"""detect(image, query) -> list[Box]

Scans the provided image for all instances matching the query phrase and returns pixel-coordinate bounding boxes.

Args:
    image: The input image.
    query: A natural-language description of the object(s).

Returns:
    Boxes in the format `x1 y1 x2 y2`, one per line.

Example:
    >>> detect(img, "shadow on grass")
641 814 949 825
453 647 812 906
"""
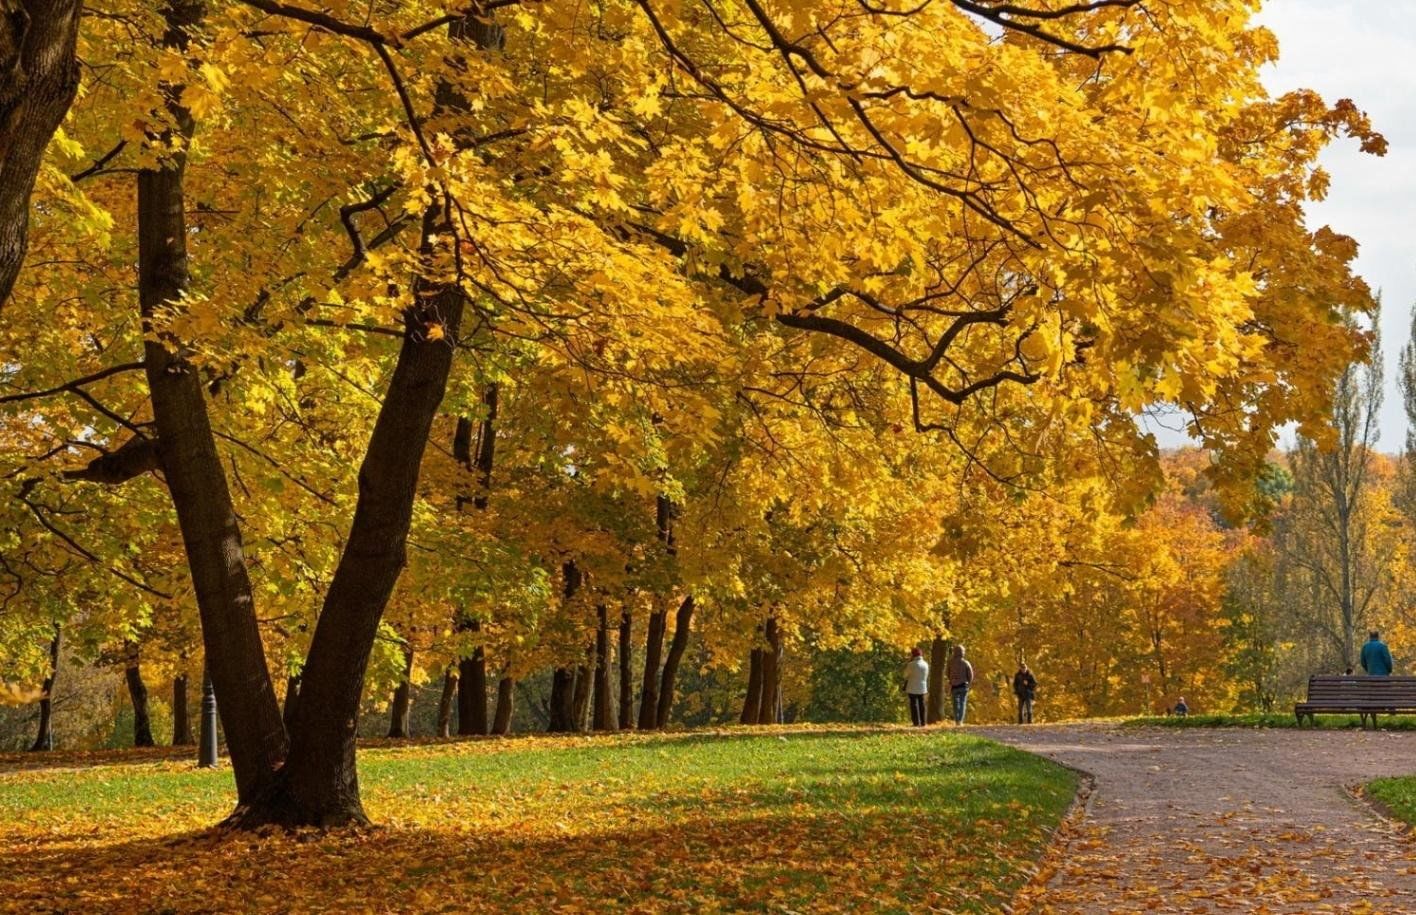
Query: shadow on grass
0 801 1047 914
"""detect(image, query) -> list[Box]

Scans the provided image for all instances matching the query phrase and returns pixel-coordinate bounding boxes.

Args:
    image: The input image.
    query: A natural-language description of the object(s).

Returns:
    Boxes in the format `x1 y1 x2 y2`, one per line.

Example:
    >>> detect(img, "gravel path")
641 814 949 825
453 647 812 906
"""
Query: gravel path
976 724 1416 913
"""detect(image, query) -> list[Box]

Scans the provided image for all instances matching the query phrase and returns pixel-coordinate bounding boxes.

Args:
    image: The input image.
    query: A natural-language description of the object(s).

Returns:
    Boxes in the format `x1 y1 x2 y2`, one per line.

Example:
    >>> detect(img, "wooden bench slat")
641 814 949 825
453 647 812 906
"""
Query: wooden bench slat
1295 676 1415 727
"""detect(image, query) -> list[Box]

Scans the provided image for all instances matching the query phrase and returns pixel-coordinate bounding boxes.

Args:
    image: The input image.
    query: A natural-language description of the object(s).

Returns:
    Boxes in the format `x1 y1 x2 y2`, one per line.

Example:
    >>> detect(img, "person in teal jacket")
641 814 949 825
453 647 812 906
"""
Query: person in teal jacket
1360 631 1394 676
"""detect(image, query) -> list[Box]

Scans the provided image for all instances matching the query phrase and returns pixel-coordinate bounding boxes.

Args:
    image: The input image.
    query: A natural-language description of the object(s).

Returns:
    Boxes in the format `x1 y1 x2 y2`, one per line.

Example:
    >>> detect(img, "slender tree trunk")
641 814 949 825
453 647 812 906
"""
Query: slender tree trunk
741 648 764 724
570 647 592 733
593 605 613 731
125 654 155 748
387 646 414 738
656 595 694 728
491 676 514 735
0 0 83 307
458 628 488 736
618 609 633 729
548 668 576 732
638 609 666 729
138 0 286 807
28 626 60 752
757 618 781 725
436 669 457 737
926 636 947 725
172 673 193 745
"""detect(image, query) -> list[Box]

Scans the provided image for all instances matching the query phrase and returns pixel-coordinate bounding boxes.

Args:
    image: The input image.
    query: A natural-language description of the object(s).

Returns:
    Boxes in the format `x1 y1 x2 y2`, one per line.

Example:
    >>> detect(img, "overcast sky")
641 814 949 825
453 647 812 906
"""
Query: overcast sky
1149 2 1416 453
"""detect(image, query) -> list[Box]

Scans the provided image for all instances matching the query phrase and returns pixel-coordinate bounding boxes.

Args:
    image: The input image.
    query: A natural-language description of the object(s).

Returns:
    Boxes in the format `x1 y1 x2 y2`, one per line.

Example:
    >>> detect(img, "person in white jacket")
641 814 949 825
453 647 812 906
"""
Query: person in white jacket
904 647 930 726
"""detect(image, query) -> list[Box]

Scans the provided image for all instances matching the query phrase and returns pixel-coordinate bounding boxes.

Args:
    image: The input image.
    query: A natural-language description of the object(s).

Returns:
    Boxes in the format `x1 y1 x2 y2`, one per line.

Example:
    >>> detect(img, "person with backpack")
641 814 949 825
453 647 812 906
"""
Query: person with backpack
1012 662 1037 724
903 647 929 727
947 644 974 725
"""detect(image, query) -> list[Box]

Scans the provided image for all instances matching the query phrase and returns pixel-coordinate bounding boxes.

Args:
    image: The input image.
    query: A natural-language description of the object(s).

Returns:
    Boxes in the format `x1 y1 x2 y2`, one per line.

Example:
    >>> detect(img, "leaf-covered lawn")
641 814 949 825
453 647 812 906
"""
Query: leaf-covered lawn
1126 713 1416 730
0 727 1075 913
1367 776 1416 829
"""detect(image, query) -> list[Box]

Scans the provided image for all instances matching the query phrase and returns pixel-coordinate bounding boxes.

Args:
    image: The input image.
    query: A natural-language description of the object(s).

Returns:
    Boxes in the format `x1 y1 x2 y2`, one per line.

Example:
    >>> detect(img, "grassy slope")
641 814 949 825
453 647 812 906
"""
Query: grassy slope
0 727 1075 913
1125 713 1416 730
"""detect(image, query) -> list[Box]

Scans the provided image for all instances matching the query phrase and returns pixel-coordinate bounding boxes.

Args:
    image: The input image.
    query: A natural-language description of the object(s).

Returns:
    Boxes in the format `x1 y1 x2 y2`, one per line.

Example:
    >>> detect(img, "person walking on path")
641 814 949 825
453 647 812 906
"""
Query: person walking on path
1012 662 1037 724
1361 630 1394 676
947 645 974 725
903 647 929 727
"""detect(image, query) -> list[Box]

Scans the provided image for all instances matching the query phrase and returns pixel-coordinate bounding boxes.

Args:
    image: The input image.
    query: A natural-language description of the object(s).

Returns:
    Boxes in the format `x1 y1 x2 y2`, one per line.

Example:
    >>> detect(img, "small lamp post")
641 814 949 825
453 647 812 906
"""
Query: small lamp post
198 664 218 768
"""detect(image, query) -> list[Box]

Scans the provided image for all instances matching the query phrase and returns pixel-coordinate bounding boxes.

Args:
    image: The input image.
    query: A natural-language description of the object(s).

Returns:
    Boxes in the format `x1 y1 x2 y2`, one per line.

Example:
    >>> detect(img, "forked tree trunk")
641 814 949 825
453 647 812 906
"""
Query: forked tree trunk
740 648 763 724
0 0 83 307
656 595 694 728
592 605 613 731
436 669 457 738
757 618 781 725
387 647 414 738
927 636 948 725
138 0 286 807
638 608 666 729
29 627 60 751
125 654 155 748
172 674 193 745
618 610 633 729
491 676 514 735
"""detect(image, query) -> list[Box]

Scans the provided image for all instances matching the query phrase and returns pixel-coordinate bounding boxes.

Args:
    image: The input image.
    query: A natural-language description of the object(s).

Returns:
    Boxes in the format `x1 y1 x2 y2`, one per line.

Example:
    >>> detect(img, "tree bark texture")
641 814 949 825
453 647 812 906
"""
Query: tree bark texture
927 636 947 725
458 632 488 736
138 0 287 807
656 595 694 728
28 626 59 751
570 650 592 733
740 648 763 724
617 609 633 729
548 667 576 732
638 608 666 730
387 646 414 738
491 675 514 735
0 0 82 307
436 669 457 737
592 605 613 731
757 618 782 725
124 653 155 748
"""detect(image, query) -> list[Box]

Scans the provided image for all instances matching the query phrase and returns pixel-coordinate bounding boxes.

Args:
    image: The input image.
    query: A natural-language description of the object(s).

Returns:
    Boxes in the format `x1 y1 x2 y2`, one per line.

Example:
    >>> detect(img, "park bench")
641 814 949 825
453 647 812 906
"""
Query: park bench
1294 675 1416 728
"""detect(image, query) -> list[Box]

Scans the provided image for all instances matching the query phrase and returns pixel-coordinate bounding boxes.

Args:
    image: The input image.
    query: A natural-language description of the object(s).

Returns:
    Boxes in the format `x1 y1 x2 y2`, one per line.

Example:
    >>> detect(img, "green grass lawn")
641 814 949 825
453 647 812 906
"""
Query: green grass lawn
1125 712 1416 730
0 727 1075 913
1366 776 1416 829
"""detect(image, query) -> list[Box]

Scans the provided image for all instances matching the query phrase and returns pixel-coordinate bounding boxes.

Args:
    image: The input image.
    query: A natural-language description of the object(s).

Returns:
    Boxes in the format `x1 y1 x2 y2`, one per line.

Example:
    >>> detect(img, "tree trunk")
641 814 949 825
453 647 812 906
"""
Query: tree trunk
244 14 507 829
28 626 60 751
124 654 155 748
638 608 666 729
137 0 286 807
282 675 301 732
570 648 592 733
926 636 947 725
656 595 694 728
436 669 457 737
387 646 414 738
548 667 576 732
458 636 488 736
0 0 83 307
491 676 514 735
757 618 781 725
172 673 193 745
740 648 764 724
618 609 633 729
592 605 613 731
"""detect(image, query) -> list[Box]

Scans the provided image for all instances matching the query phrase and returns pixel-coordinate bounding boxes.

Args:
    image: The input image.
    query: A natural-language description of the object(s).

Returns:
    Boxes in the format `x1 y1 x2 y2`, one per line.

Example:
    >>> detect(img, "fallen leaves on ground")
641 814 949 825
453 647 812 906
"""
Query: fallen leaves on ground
0 726 1076 913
